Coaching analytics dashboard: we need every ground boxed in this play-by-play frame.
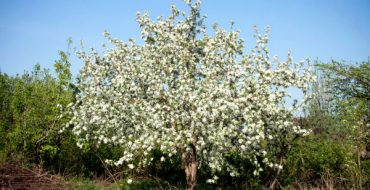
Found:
[0,163,65,190]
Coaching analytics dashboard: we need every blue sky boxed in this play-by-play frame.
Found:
[1,0,369,76]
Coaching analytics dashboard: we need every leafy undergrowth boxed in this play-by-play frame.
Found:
[68,178,222,190]
[66,175,369,190]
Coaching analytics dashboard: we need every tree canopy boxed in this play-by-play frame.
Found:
[65,1,315,189]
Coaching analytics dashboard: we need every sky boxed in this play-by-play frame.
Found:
[1,0,370,76]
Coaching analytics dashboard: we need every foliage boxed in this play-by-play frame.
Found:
[318,60,370,189]
[281,60,370,189]
[285,135,356,188]
[0,73,13,160]
[0,50,106,176]
[318,60,369,101]
[0,64,69,164]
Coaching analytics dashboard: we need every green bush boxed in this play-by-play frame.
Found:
[284,133,357,188]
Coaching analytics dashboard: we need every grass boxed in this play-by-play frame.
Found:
[66,177,231,190]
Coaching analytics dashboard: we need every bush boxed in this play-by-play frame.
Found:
[284,132,358,188]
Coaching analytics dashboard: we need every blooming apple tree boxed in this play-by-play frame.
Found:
[65,1,315,189]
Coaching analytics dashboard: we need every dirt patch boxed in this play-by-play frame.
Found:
[0,163,65,190]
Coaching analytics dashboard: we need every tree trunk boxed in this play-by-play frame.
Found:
[181,144,197,190]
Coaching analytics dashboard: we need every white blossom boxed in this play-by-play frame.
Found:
[67,0,315,182]
[127,178,133,184]
[128,164,135,169]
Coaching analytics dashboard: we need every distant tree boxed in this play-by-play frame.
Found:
[303,65,337,135]
[318,60,369,101]
[66,1,315,189]
[0,47,74,164]
[317,60,369,142]
[317,60,370,188]
[0,73,13,154]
